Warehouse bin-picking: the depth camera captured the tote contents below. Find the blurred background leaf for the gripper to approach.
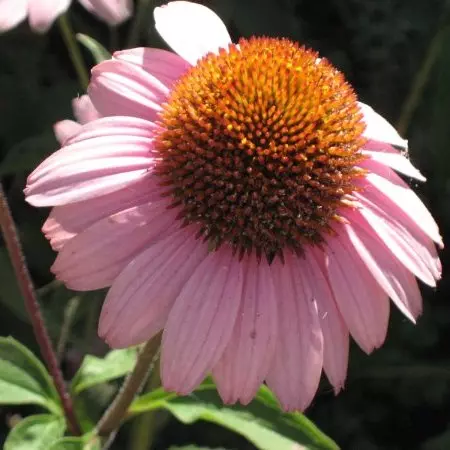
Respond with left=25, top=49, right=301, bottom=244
left=4, top=414, right=65, bottom=450
left=48, top=435, right=101, bottom=450
left=71, top=348, right=138, bottom=395
left=76, top=34, right=112, bottom=64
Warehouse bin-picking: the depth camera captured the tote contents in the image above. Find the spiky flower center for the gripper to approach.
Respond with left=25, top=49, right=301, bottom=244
left=155, top=37, right=366, bottom=262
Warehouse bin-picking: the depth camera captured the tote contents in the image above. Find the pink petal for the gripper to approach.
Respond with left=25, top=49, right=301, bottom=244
left=154, top=1, right=232, bottom=65
left=25, top=117, right=157, bottom=207
left=43, top=176, right=161, bottom=250
left=355, top=192, right=441, bottom=287
left=0, top=0, right=27, bottom=32
left=77, top=0, right=133, bottom=26
left=99, top=227, right=208, bottom=348
left=161, top=246, right=244, bottom=394
left=28, top=0, right=71, bottom=33
left=320, top=233, right=390, bottom=354
left=360, top=159, right=443, bottom=247
left=338, top=214, right=423, bottom=321
left=213, top=256, right=278, bottom=405
left=113, top=47, right=191, bottom=88
left=72, top=95, right=101, bottom=124
left=53, top=120, right=81, bottom=145
left=51, top=197, right=178, bottom=290
left=359, top=102, right=407, bottom=149
left=265, top=253, right=323, bottom=411
left=362, top=140, right=425, bottom=181
left=304, top=249, right=349, bottom=394
left=88, top=59, right=168, bottom=121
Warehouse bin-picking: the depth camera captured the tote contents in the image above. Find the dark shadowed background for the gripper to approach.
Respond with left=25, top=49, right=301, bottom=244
left=0, top=0, right=449, bottom=449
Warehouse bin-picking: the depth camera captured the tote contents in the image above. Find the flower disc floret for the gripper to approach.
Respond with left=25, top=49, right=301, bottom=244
left=155, top=37, right=367, bottom=261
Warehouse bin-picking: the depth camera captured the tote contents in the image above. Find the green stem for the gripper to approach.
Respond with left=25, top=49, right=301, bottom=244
left=127, top=0, right=153, bottom=48
left=58, top=14, right=89, bottom=90
left=129, top=359, right=161, bottom=450
left=56, top=296, right=80, bottom=362
left=397, top=25, right=448, bottom=135
left=96, top=334, right=162, bottom=438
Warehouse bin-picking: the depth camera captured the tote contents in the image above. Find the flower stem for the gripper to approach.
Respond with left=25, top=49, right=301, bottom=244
left=397, top=24, right=448, bottom=135
left=58, top=13, right=89, bottom=90
left=129, top=358, right=162, bottom=450
left=56, top=295, right=80, bottom=362
left=0, top=185, right=80, bottom=435
left=96, top=333, right=162, bottom=437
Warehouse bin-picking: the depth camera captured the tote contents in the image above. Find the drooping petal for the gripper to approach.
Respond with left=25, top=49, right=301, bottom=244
left=213, top=256, right=278, bottom=405
left=99, top=227, right=208, bottom=348
left=78, top=0, right=133, bottom=26
left=360, top=159, right=443, bottom=247
left=28, top=0, right=71, bottom=33
left=358, top=102, right=407, bottom=149
left=113, top=47, right=190, bottom=88
left=72, top=95, right=101, bottom=124
left=355, top=192, right=441, bottom=287
left=88, top=59, right=169, bottom=121
left=337, top=214, right=423, bottom=321
left=154, top=1, right=232, bottom=65
left=51, top=197, right=178, bottom=290
left=265, top=253, right=323, bottom=411
left=161, top=246, right=243, bottom=394
left=361, top=140, right=425, bottom=181
left=304, top=248, right=349, bottom=394
left=0, top=0, right=27, bottom=32
left=320, top=233, right=390, bottom=354
left=25, top=117, right=158, bottom=206
left=53, top=120, right=81, bottom=145
left=43, top=176, right=161, bottom=250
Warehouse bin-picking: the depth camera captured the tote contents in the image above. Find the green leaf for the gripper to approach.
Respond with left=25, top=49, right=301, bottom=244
left=0, top=131, right=57, bottom=175
left=76, top=34, right=111, bottom=64
left=48, top=436, right=101, bottom=450
left=71, top=348, right=138, bottom=394
left=130, top=383, right=339, bottom=450
left=169, top=447, right=229, bottom=450
left=4, top=414, right=65, bottom=450
left=0, top=337, right=61, bottom=414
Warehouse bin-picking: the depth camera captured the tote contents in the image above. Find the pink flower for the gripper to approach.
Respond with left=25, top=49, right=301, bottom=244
left=0, top=0, right=133, bottom=33
left=25, top=1, right=442, bottom=411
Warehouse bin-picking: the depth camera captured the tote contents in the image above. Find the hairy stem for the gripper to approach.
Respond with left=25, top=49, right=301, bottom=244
left=97, top=333, right=162, bottom=437
left=0, top=185, right=80, bottom=435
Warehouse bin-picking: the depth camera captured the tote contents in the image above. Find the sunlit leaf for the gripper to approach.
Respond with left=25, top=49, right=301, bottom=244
left=0, top=337, right=61, bottom=414
left=71, top=348, right=138, bottom=394
left=129, top=382, right=338, bottom=450
left=4, top=414, right=65, bottom=450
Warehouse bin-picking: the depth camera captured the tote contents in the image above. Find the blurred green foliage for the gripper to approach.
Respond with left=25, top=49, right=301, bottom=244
left=0, top=0, right=449, bottom=449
